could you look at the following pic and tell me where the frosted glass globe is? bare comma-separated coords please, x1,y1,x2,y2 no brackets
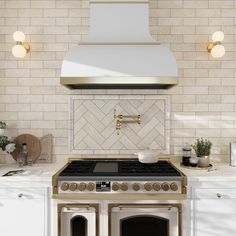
211,44,225,58
12,45,27,58
13,31,25,42
212,31,224,42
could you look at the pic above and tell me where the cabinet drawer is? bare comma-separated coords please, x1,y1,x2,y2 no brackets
0,188,46,199
195,188,236,199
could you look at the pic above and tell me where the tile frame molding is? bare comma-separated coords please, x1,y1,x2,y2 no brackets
69,95,170,155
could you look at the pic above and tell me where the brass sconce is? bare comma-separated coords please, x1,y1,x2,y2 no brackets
114,109,141,135
12,31,30,58
207,31,225,58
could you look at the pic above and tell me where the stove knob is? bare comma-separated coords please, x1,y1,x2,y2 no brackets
170,182,178,192
78,182,86,191
120,183,128,191
144,183,152,191
69,183,78,191
87,183,95,191
112,182,120,191
153,183,161,191
161,182,170,191
132,183,140,191
61,183,69,191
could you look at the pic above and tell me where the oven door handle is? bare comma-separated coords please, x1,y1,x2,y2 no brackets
113,204,178,210
63,204,93,211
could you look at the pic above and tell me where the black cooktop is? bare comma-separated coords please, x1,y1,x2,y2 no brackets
58,160,181,180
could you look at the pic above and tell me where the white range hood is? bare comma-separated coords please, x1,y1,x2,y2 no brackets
61,0,178,89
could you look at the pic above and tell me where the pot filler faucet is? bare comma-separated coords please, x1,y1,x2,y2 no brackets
113,109,141,135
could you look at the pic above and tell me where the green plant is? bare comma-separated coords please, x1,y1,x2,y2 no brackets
0,121,6,129
192,138,212,157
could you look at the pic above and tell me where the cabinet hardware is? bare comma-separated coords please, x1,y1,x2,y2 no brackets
216,193,222,198
18,193,23,198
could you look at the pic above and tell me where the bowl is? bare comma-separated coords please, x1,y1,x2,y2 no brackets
135,150,159,164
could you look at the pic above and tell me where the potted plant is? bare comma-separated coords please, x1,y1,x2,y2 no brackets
0,121,6,136
0,136,15,154
192,138,212,167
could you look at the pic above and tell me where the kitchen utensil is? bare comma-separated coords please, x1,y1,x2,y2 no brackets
135,150,159,163
12,134,41,163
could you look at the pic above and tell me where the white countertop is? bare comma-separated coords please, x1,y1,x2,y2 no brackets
1,161,236,185
0,162,62,185
177,162,236,182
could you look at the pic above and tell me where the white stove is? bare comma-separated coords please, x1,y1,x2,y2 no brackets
53,159,187,199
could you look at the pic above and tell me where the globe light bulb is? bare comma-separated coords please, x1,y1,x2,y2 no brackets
13,31,25,42
212,31,224,43
12,44,27,58
211,44,225,58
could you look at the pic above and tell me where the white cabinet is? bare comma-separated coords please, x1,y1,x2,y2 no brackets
192,187,236,236
0,187,49,236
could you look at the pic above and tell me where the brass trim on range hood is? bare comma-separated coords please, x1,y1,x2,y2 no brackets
60,77,178,89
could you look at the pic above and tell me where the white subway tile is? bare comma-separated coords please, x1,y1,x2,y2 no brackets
18,112,43,121
31,1,55,8
31,121,56,129
0,0,235,161
6,104,30,112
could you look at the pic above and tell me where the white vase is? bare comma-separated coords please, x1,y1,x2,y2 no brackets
198,156,210,167
0,129,5,136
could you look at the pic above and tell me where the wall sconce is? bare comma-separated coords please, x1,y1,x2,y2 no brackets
12,31,30,58
207,31,225,58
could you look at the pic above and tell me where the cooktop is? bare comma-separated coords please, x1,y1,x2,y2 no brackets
58,160,181,181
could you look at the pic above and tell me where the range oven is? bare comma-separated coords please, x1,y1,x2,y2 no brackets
53,158,187,236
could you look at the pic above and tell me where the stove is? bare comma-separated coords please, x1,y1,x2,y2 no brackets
52,158,187,199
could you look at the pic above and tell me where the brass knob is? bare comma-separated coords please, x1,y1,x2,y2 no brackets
132,183,140,191
120,183,128,191
61,182,69,191
144,183,152,191
69,183,78,191
112,182,120,191
161,182,170,191
170,182,178,192
216,193,222,198
78,182,86,191
87,183,95,191
153,183,161,191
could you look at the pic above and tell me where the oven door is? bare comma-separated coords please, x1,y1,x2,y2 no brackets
109,204,181,236
59,204,98,236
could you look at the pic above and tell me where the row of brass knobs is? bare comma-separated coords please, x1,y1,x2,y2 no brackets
61,182,178,192
112,182,178,192
61,182,95,191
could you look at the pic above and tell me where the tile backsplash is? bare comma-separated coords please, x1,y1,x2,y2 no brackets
70,95,170,155
0,0,236,163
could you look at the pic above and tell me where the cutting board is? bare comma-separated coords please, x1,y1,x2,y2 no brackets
12,134,41,163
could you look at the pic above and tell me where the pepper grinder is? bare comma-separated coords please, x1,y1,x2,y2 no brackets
182,146,192,166
21,143,28,166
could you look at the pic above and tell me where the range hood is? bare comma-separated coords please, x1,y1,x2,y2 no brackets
61,0,178,89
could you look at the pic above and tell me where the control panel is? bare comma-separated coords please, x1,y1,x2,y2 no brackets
58,181,182,194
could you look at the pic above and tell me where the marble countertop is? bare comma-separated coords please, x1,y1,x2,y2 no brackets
0,162,63,184
0,161,236,185
177,162,236,182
